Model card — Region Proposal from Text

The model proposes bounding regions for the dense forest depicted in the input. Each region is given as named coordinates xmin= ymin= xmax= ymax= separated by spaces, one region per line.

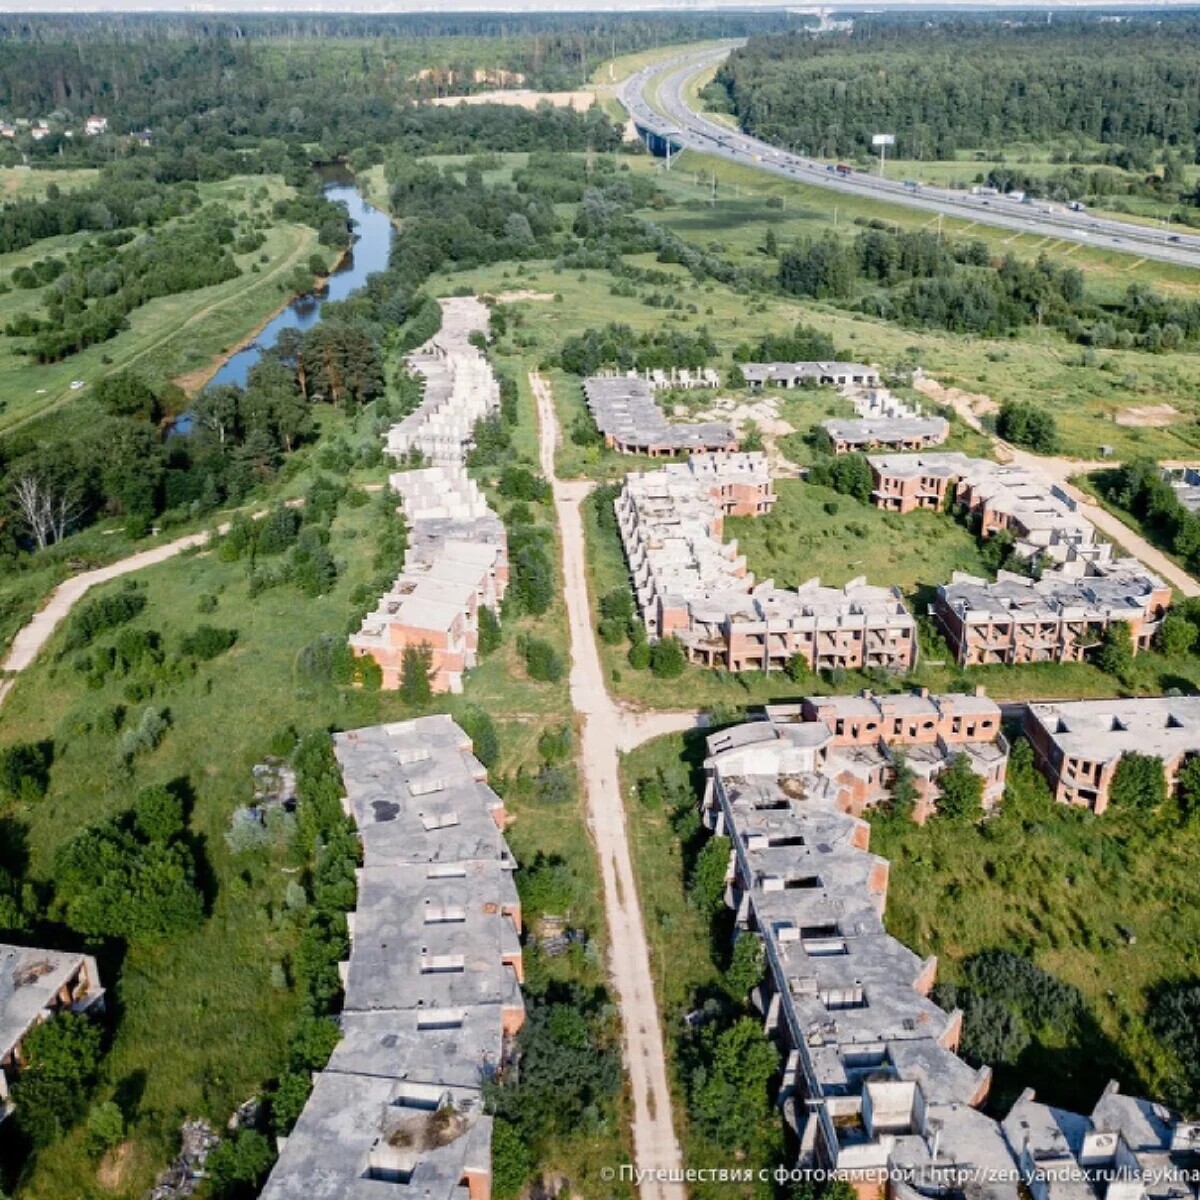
xmin=708 ymin=16 xmax=1200 ymax=164
xmin=0 ymin=11 xmax=792 ymax=166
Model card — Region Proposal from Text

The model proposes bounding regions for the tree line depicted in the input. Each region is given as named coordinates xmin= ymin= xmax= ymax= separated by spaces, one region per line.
xmin=775 ymin=223 xmax=1200 ymax=351
xmin=709 ymin=16 xmax=1200 ymax=164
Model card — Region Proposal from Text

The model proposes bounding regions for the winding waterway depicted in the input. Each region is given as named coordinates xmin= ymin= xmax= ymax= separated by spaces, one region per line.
xmin=206 ymin=182 xmax=394 ymax=390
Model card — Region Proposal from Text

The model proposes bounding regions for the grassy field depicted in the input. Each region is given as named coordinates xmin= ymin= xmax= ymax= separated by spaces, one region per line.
xmin=725 ymin=477 xmax=988 ymax=594
xmin=0 ymin=173 xmax=335 ymax=435
xmin=0 ymin=166 xmax=100 ymax=200
xmin=871 ymin=778 xmax=1199 ymax=1113
xmin=633 ymin=151 xmax=1200 ymax=300
xmin=444 ymin=241 xmax=1200 ymax=464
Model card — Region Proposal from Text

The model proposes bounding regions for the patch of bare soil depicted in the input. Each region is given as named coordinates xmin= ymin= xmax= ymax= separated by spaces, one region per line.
xmin=1115 ymin=403 xmax=1180 ymax=427
xmin=96 ymin=1141 xmax=135 ymax=1192
xmin=430 ymin=89 xmax=596 ymax=111
xmin=493 ymin=290 xmax=554 ymax=302
xmin=913 ymin=375 xmax=998 ymax=430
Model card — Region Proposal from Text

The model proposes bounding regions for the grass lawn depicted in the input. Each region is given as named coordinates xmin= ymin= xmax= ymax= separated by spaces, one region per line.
xmin=0 ymin=174 xmax=335 ymax=436
xmin=726 ymin=477 xmax=988 ymax=594
xmin=0 ymin=166 xmax=100 ymax=200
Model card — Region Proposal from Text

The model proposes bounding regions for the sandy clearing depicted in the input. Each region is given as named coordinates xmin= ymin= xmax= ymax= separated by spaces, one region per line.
xmin=913 ymin=374 xmax=998 ymax=429
xmin=492 ymin=289 xmax=554 ymax=302
xmin=1115 ymin=403 xmax=1181 ymax=427
xmin=430 ymin=88 xmax=598 ymax=111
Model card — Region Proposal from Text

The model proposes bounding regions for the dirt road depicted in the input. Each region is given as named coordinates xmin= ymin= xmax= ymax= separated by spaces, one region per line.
xmin=533 ymin=370 xmax=690 ymax=1200
xmin=0 ymin=530 xmax=219 ymax=710
xmin=918 ymin=372 xmax=1200 ymax=598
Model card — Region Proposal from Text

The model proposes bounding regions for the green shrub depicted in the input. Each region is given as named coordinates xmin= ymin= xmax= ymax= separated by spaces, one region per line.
xmin=0 ymin=740 xmax=52 ymax=802
xmin=650 ymin=636 xmax=686 ymax=679
xmin=178 ymin=625 xmax=238 ymax=661
xmin=62 ymin=587 xmax=146 ymax=652
xmin=12 ymin=1014 xmax=103 ymax=1149
xmin=522 ymin=638 xmax=563 ymax=683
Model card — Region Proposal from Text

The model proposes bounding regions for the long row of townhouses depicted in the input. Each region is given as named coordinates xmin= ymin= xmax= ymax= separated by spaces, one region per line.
xmin=350 ymin=299 xmax=508 ymax=694
xmin=610 ymin=444 xmax=1169 ymax=679
xmin=617 ymin=452 xmax=918 ymax=674
xmin=867 ymin=453 xmax=1170 ymax=666
xmin=702 ymin=703 xmax=1200 ymax=1196
xmin=260 ymin=716 xmax=522 ymax=1200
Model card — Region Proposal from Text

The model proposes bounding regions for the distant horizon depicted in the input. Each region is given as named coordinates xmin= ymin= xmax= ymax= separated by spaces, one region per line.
xmin=4 ymin=0 xmax=1200 ymax=12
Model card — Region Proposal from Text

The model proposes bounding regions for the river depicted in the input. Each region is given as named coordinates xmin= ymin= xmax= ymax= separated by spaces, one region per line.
xmin=205 ymin=181 xmax=393 ymax=391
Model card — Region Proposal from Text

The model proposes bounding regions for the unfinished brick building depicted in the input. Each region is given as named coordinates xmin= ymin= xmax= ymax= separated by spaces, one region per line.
xmin=351 ymin=300 xmax=508 ymax=694
xmin=701 ymin=710 xmax=1200 ymax=1194
xmin=935 ymin=563 xmax=1170 ymax=667
xmin=1024 ymin=696 xmax=1200 ymax=813
xmin=617 ymin=453 xmax=918 ymax=675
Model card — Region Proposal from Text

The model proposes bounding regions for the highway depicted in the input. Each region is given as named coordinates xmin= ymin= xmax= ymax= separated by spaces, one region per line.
xmin=620 ymin=44 xmax=1200 ymax=272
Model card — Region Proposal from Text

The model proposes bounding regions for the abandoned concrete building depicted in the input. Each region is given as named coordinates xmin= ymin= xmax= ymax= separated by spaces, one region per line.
xmin=868 ymin=453 xmax=1106 ymax=567
xmin=822 ymin=387 xmax=949 ymax=455
xmin=350 ymin=467 xmax=508 ymax=694
xmin=1024 ymin=696 xmax=1200 ymax=814
xmin=864 ymin=453 xmax=1171 ymax=668
xmin=0 ymin=945 xmax=104 ymax=1116
xmin=582 ymin=374 xmax=737 ymax=457
xmin=640 ymin=366 xmax=721 ymax=391
xmin=789 ymin=689 xmax=1008 ymax=820
xmin=741 ymin=362 xmax=882 ymax=389
xmin=259 ymin=716 xmax=522 ymax=1200
xmin=351 ymin=301 xmax=508 ymax=695
xmin=617 ymin=453 xmax=917 ymax=674
xmin=386 ymin=298 xmax=500 ymax=466
xmin=701 ymin=714 xmax=1200 ymax=1195
xmin=934 ymin=561 xmax=1171 ymax=667
xmin=824 ymin=416 xmax=949 ymax=454
xmin=1162 ymin=465 xmax=1200 ymax=513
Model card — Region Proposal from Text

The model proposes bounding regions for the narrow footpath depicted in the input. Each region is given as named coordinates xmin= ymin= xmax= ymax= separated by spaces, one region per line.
xmin=0 ymin=528 xmax=220 ymax=711
xmin=532 ymin=370 xmax=690 ymax=1200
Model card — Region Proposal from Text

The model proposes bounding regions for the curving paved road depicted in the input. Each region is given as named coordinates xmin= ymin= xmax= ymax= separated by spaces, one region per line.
xmin=621 ymin=45 xmax=1200 ymax=272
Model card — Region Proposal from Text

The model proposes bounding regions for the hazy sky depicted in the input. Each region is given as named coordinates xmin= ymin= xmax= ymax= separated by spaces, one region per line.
xmin=1 ymin=0 xmax=1198 ymax=11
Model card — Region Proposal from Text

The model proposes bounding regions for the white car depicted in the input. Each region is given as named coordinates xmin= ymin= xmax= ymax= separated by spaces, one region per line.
xmin=69 ymin=379 xmax=85 ymax=390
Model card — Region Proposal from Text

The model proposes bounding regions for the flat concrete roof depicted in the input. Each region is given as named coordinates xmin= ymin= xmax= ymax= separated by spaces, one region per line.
xmin=584 ymin=375 xmax=735 ymax=450
xmin=328 ymin=1010 xmax=503 ymax=1091
xmin=259 ymin=1070 xmax=491 ymax=1200
xmin=345 ymin=864 xmax=521 ymax=1014
xmin=334 ymin=718 xmax=511 ymax=870
xmin=0 ymin=945 xmax=101 ymax=1059
xmin=1026 ymin=696 xmax=1200 ymax=764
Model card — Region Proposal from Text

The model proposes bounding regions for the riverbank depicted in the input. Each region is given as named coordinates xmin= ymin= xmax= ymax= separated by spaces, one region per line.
xmin=172 ymin=247 xmax=346 ymax=397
